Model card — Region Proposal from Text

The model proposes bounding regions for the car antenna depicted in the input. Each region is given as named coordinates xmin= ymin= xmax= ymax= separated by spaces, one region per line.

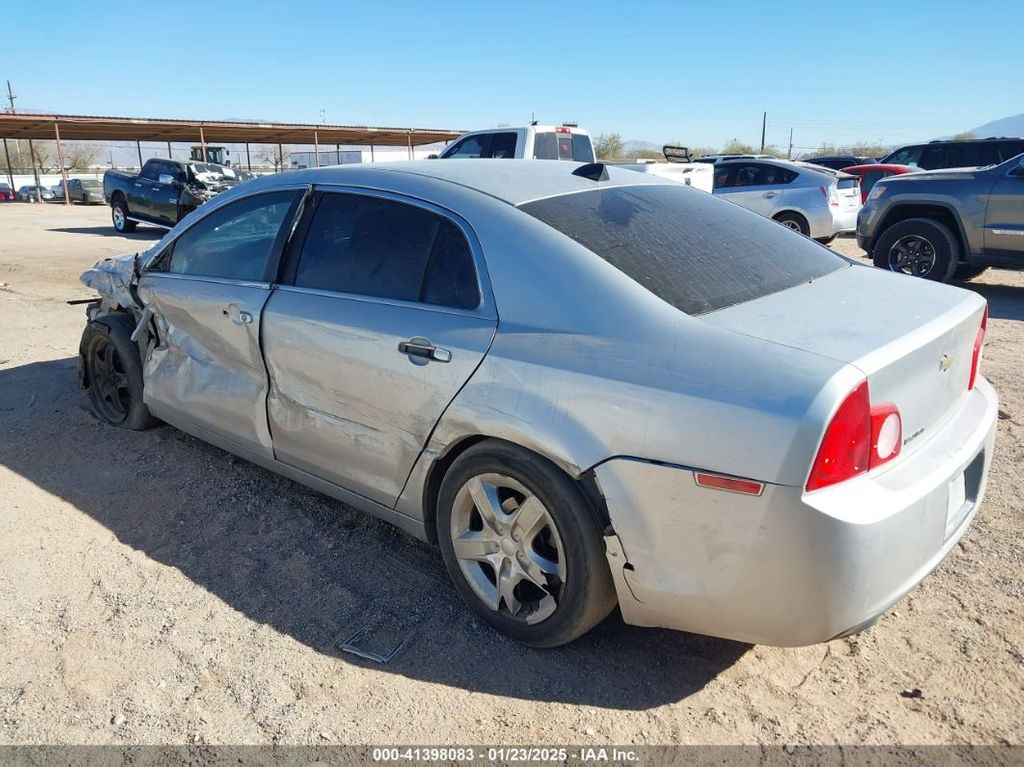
xmin=572 ymin=162 xmax=609 ymax=182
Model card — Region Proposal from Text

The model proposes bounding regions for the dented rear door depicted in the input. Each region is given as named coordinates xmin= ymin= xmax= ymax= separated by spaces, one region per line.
xmin=261 ymin=189 xmax=496 ymax=508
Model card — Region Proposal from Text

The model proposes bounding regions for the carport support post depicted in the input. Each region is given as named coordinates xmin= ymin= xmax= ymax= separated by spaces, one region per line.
xmin=27 ymin=139 xmax=41 ymax=202
xmin=199 ymin=126 xmax=208 ymax=162
xmin=136 ymin=140 xmax=143 ymax=169
xmin=314 ymin=130 xmax=320 ymax=167
xmin=53 ymin=122 xmax=70 ymax=206
xmin=2 ymin=138 xmax=13 ymax=190
xmin=245 ymin=142 xmax=251 ymax=172
xmin=407 ymin=131 xmax=412 ymax=160
xmin=277 ymin=143 xmax=283 ymax=172
xmin=167 ymin=141 xmax=173 ymax=159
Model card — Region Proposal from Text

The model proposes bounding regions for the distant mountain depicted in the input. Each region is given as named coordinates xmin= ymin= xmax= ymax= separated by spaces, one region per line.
xmin=622 ymin=139 xmax=661 ymax=154
xmin=968 ymin=113 xmax=1024 ymax=138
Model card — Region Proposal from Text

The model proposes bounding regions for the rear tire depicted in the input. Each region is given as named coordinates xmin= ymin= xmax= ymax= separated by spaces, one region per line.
xmin=953 ymin=264 xmax=988 ymax=282
xmin=81 ymin=314 xmax=158 ymax=430
xmin=436 ymin=439 xmax=616 ymax=647
xmin=872 ymin=218 xmax=959 ymax=282
xmin=111 ymin=198 xmax=137 ymax=233
xmin=774 ymin=211 xmax=810 ymax=236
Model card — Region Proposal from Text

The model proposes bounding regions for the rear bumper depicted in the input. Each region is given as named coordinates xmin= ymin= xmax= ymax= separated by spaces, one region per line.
xmin=831 ymin=207 xmax=859 ymax=235
xmin=596 ymin=378 xmax=997 ymax=646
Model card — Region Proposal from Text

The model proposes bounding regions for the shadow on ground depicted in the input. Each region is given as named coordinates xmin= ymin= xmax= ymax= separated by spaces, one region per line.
xmin=956 ymin=280 xmax=1024 ymax=322
xmin=0 ymin=357 xmax=748 ymax=710
xmin=49 ymin=226 xmax=164 ymax=240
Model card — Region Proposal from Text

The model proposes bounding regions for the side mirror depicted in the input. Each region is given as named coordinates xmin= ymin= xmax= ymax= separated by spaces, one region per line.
xmin=157 ymin=173 xmax=181 ymax=186
xmin=427 ymin=154 xmax=439 ymax=160
xmin=1010 ymin=158 xmax=1024 ymax=177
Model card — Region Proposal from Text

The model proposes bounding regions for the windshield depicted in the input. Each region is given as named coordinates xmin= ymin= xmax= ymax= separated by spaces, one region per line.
xmin=81 ymin=180 xmax=101 ymax=189
xmin=519 ymin=184 xmax=846 ymax=316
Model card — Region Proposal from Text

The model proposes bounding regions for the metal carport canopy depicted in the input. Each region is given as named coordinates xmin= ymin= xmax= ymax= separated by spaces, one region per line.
xmin=0 ymin=112 xmax=461 ymax=145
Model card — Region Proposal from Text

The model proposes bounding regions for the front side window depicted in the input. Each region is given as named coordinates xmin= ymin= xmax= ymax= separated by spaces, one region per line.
xmin=444 ymin=135 xmax=489 ymax=158
xmin=888 ymin=146 xmax=923 ymax=167
xmin=165 ymin=191 xmax=298 ymax=280
xmin=293 ymin=193 xmax=479 ymax=309
xmin=520 ymin=185 xmax=846 ymax=316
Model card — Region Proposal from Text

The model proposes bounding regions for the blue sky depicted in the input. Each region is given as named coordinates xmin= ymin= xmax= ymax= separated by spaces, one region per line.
xmin=4 ymin=0 xmax=1021 ymax=150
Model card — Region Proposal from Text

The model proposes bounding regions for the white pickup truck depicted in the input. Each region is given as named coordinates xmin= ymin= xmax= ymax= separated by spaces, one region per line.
xmin=437 ymin=125 xmax=596 ymax=162
xmin=438 ymin=130 xmax=712 ymax=192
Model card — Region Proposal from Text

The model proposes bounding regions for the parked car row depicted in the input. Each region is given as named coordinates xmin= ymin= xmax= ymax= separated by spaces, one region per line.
xmin=1 ymin=179 xmax=105 ymax=203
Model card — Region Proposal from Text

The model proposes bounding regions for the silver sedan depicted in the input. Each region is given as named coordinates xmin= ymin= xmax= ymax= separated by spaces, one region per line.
xmin=713 ymin=158 xmax=861 ymax=243
xmin=79 ymin=160 xmax=996 ymax=647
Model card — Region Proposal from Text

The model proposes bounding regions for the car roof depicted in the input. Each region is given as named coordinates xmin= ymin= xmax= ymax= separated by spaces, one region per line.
xmin=844 ymin=163 xmax=913 ymax=172
xmin=257 ymin=159 xmax=669 ymax=206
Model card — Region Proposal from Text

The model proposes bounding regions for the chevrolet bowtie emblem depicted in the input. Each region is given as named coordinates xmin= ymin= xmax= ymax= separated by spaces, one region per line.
xmin=939 ymin=353 xmax=954 ymax=372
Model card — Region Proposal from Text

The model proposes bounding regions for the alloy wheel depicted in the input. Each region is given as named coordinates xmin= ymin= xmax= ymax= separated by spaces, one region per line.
xmin=449 ymin=473 xmax=565 ymax=624
xmin=888 ymin=234 xmax=936 ymax=277
xmin=112 ymin=205 xmax=125 ymax=231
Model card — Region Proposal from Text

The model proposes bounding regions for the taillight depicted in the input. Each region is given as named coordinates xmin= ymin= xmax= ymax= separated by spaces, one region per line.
xmin=968 ymin=305 xmax=988 ymax=390
xmin=806 ymin=380 xmax=902 ymax=492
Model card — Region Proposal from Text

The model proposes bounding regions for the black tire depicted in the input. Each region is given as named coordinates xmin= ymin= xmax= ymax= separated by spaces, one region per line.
xmin=80 ymin=314 xmax=158 ymax=430
xmin=436 ymin=439 xmax=616 ymax=647
xmin=774 ymin=211 xmax=810 ymax=236
xmin=872 ymin=217 xmax=959 ymax=282
xmin=953 ymin=264 xmax=988 ymax=282
xmin=815 ymin=234 xmax=838 ymax=245
xmin=111 ymin=197 xmax=137 ymax=233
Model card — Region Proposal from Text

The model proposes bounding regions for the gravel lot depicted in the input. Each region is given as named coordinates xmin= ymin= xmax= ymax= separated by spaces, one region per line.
xmin=0 ymin=202 xmax=1021 ymax=747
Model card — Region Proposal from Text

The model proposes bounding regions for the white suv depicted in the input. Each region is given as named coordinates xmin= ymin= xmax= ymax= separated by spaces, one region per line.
xmin=438 ymin=125 xmax=595 ymax=162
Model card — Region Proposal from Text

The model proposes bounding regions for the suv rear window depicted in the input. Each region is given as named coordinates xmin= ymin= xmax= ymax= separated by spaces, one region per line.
xmin=519 ymin=185 xmax=846 ymax=316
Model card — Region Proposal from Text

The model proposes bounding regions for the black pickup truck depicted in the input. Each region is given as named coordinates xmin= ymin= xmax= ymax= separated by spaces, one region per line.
xmin=103 ymin=158 xmax=240 ymax=233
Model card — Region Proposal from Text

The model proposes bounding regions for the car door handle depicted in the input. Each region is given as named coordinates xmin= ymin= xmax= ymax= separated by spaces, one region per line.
xmin=763 ymin=191 xmax=777 ymax=198
xmin=399 ymin=337 xmax=451 ymax=363
xmin=223 ymin=305 xmax=253 ymax=325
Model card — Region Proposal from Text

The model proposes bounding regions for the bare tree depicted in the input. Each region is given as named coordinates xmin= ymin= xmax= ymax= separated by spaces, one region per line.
xmin=256 ymin=145 xmax=289 ymax=172
xmin=594 ymin=133 xmax=624 ymax=159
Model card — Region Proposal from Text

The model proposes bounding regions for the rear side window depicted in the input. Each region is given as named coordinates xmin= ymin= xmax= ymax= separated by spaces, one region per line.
xmin=293 ymin=193 xmax=479 ymax=309
xmin=727 ymin=163 xmax=794 ymax=186
xmin=520 ymin=185 xmax=846 ymax=316
xmin=571 ymin=134 xmax=595 ymax=162
xmin=999 ymin=140 xmax=1024 ymax=162
xmin=488 ymin=132 xmax=517 ymax=158
xmin=166 ymin=191 xmax=299 ymax=280
xmin=533 ymin=133 xmax=558 ymax=160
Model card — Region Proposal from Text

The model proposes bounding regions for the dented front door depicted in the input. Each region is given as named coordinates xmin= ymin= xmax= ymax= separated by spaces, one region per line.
xmin=135 ymin=189 xmax=303 ymax=457
xmin=138 ymin=275 xmax=275 ymax=457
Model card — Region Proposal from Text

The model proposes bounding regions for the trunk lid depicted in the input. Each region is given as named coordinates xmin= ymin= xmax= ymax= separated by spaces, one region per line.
xmin=835 ymin=175 xmax=861 ymax=213
xmin=703 ymin=264 xmax=986 ymax=460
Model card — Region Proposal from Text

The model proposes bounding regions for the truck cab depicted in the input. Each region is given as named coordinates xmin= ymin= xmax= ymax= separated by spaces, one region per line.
xmin=438 ymin=125 xmax=595 ymax=162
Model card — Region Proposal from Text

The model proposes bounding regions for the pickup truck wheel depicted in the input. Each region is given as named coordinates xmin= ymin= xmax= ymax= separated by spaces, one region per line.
xmin=111 ymin=199 xmax=137 ymax=233
xmin=872 ymin=218 xmax=958 ymax=282
xmin=774 ymin=212 xmax=810 ymax=236
xmin=81 ymin=316 xmax=157 ymax=430
xmin=436 ymin=440 xmax=616 ymax=647
xmin=953 ymin=264 xmax=988 ymax=282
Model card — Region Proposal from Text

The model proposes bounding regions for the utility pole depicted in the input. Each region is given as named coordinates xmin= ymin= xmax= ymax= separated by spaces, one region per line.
xmin=760 ymin=111 xmax=767 ymax=152
xmin=5 ymin=81 xmax=22 ymax=176
xmin=788 ymin=128 xmax=793 ymax=160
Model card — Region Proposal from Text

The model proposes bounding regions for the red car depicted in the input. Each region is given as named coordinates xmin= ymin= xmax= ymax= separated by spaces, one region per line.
xmin=842 ymin=164 xmax=915 ymax=203
xmin=0 ymin=183 xmax=15 ymax=201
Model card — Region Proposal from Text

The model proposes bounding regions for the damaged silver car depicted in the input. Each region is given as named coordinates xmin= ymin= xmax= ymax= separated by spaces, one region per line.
xmin=79 ymin=160 xmax=997 ymax=648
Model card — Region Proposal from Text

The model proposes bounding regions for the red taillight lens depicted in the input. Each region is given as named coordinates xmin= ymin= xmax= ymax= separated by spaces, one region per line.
xmin=968 ymin=305 xmax=988 ymax=390
xmin=806 ymin=380 xmax=903 ymax=491
xmin=806 ymin=381 xmax=871 ymax=491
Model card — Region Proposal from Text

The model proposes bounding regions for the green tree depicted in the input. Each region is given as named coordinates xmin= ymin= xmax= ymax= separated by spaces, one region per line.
xmin=952 ymin=130 xmax=976 ymax=140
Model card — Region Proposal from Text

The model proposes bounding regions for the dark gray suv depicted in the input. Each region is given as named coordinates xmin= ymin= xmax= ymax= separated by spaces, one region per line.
xmin=881 ymin=138 xmax=1024 ymax=170
xmin=857 ymin=153 xmax=1024 ymax=282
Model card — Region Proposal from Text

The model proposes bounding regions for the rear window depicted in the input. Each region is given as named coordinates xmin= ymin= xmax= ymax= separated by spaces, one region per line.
xmin=519 ymin=185 xmax=846 ymax=316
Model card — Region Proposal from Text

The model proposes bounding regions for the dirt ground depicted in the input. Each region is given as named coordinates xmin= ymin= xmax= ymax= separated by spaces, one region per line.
xmin=0 ymin=202 xmax=1021 ymax=747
